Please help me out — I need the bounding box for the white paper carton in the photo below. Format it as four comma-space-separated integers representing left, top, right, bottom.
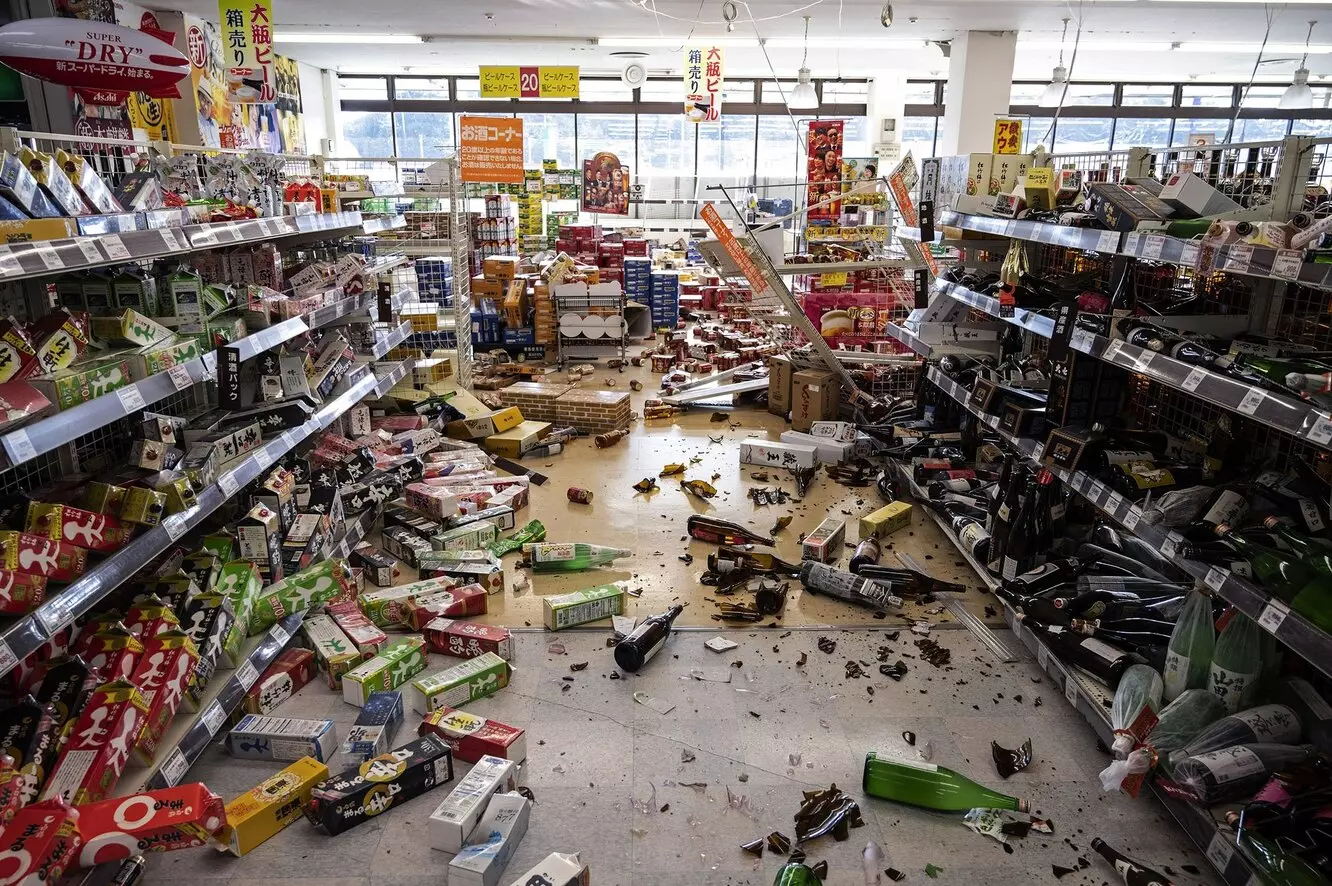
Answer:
448, 792, 531, 886
780, 430, 853, 464
428, 755, 518, 853
738, 439, 820, 471
504, 852, 588, 886
809, 421, 857, 443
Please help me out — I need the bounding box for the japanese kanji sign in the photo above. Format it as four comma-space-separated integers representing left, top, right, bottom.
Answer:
218, 0, 274, 103
478, 65, 579, 98
701, 203, 768, 296
993, 118, 1022, 154
459, 115, 524, 184
683, 45, 723, 122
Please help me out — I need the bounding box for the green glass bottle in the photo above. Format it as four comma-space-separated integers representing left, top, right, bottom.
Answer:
1207, 614, 1263, 714
1215, 524, 1312, 601
1226, 813, 1330, 886
774, 863, 823, 886
1264, 515, 1332, 561
524, 542, 634, 572
862, 752, 1029, 812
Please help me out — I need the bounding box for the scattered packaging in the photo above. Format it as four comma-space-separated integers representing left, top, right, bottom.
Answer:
227, 715, 339, 763
342, 690, 405, 762
242, 648, 318, 715
248, 558, 354, 635
504, 853, 589, 886
739, 439, 820, 471
449, 792, 532, 886
424, 618, 514, 661
307, 733, 454, 835
407, 652, 511, 715
420, 708, 528, 764
325, 600, 389, 656
224, 756, 330, 856
342, 636, 428, 706
301, 614, 362, 688
351, 541, 401, 587
801, 517, 846, 563
0, 799, 82, 885
428, 755, 518, 853
74, 783, 226, 868
859, 501, 913, 540
402, 585, 489, 629
543, 584, 627, 630
0, 531, 88, 581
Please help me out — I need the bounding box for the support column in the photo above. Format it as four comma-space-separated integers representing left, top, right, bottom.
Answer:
868, 74, 906, 167
939, 31, 1017, 155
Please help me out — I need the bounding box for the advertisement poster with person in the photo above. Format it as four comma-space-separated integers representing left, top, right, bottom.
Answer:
806, 120, 844, 220
581, 151, 630, 215
841, 157, 885, 207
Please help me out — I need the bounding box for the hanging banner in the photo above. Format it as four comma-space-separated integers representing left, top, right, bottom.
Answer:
478, 65, 578, 98
581, 151, 629, 215
683, 45, 723, 122
218, 0, 274, 102
806, 119, 844, 221
992, 118, 1022, 154
459, 115, 524, 184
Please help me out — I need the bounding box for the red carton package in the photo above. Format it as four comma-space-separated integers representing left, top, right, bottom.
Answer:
81, 627, 144, 684
401, 584, 488, 631
324, 601, 388, 656
0, 799, 82, 885
24, 503, 134, 555
0, 531, 88, 581
0, 318, 37, 383
0, 570, 46, 615
74, 783, 227, 867
419, 707, 527, 764
242, 648, 317, 715
423, 618, 514, 661
123, 596, 181, 641
40, 680, 148, 806
130, 631, 200, 764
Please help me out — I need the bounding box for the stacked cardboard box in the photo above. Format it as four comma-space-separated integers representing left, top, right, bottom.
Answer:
496, 381, 575, 423
554, 389, 631, 434
533, 283, 555, 346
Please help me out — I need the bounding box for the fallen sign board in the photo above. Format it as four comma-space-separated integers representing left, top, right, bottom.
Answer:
700, 203, 769, 296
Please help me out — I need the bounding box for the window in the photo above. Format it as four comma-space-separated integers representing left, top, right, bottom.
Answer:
1064, 84, 1115, 106
1239, 86, 1287, 109
1024, 118, 1055, 151
839, 117, 872, 157
577, 114, 636, 169
901, 116, 936, 160
904, 81, 938, 104
580, 79, 634, 102
1113, 118, 1171, 150
822, 81, 870, 103
1182, 85, 1235, 107
454, 78, 507, 101
639, 80, 682, 103
1235, 118, 1290, 141
636, 114, 695, 175
723, 81, 755, 103
338, 76, 388, 101
340, 111, 394, 158
1053, 117, 1113, 153
698, 115, 757, 180
518, 113, 575, 167
1173, 120, 1230, 145
1293, 118, 1332, 138
1009, 83, 1046, 105
395, 78, 449, 100
1122, 85, 1173, 107
761, 81, 798, 104
756, 114, 802, 177
393, 113, 453, 158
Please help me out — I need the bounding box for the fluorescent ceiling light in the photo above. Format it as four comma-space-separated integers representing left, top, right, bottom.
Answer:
277, 32, 422, 43
765, 37, 923, 48
1177, 42, 1332, 52
596, 36, 759, 47
1017, 40, 1173, 50
1151, 0, 1328, 3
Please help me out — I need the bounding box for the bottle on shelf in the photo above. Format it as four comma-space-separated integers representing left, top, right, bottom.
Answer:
686, 515, 775, 547
524, 543, 634, 573
1090, 838, 1175, 886
1214, 524, 1316, 602
1109, 665, 1164, 758
862, 753, 1029, 812
1164, 704, 1303, 771
1207, 613, 1264, 714
1023, 621, 1146, 686
1162, 589, 1216, 703
1001, 477, 1039, 581
1172, 743, 1317, 804
613, 604, 684, 672
1178, 486, 1251, 544
1225, 811, 1330, 886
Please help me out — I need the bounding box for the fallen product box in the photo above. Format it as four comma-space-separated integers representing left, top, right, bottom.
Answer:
301, 613, 362, 688
504, 852, 589, 886
423, 618, 514, 661
75, 783, 227, 868
341, 636, 428, 706
407, 652, 511, 715
224, 756, 330, 856
427, 754, 518, 853
419, 707, 527, 764
449, 792, 531, 886
543, 584, 627, 631
227, 715, 339, 763
308, 733, 454, 835
342, 690, 405, 762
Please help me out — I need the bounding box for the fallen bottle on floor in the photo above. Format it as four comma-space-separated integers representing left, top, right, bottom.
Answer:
862, 752, 1029, 812
1091, 837, 1175, 886
524, 542, 633, 572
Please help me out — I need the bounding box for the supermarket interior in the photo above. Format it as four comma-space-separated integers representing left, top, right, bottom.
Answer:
4, 0, 1332, 885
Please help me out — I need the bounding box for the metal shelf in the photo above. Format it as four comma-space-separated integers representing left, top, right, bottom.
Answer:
374, 241, 456, 256
362, 214, 407, 235
0, 368, 383, 681
936, 279, 1057, 338
940, 210, 1123, 254
882, 321, 932, 357
1121, 231, 1332, 293
775, 259, 915, 274
0, 212, 365, 283
365, 320, 413, 359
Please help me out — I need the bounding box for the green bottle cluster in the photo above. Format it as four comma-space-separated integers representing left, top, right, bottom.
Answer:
1217, 523, 1332, 633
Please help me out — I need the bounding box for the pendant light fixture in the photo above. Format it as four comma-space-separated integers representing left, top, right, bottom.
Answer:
1279, 20, 1317, 110
1039, 18, 1071, 108
788, 15, 820, 109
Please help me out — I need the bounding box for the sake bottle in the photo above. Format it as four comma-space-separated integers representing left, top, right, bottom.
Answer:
1172, 743, 1316, 804
524, 542, 634, 572
1226, 811, 1330, 886
1207, 613, 1264, 714
1090, 838, 1175, 886
800, 562, 902, 611
1164, 704, 1303, 771
686, 515, 774, 546
1162, 589, 1215, 703
862, 752, 1029, 812
1109, 664, 1164, 758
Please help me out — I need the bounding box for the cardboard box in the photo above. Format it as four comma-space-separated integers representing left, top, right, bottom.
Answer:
242, 648, 318, 715
351, 542, 401, 587
1085, 182, 1173, 232
225, 756, 329, 856
402, 585, 488, 629
227, 715, 338, 763
74, 784, 226, 868
428, 755, 518, 853
780, 430, 852, 464
342, 690, 404, 762
0, 800, 81, 884
543, 584, 626, 631
739, 439, 820, 470
859, 501, 913, 540
420, 708, 527, 764
342, 636, 428, 706
991, 153, 1032, 197
407, 652, 511, 715
1021, 167, 1056, 211
810, 420, 857, 443
131, 630, 200, 764
1158, 171, 1240, 218
483, 420, 551, 458
308, 733, 454, 835
768, 354, 793, 417
405, 483, 460, 521
966, 153, 992, 196
424, 618, 514, 661
41, 679, 148, 805
301, 614, 362, 688
791, 369, 839, 432
505, 852, 589, 886
449, 792, 531, 886
801, 517, 846, 563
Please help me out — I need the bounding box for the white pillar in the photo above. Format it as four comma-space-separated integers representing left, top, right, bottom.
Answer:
939, 31, 1017, 155
868, 74, 907, 168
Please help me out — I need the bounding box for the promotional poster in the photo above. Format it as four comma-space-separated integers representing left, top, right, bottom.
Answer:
806, 120, 844, 220
581, 151, 630, 215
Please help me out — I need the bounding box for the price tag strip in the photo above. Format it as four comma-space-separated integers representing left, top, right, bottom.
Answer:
3, 429, 37, 466
1204, 567, 1229, 592
75, 239, 103, 264
1064, 672, 1080, 707
160, 748, 189, 787
1258, 599, 1291, 635
116, 385, 147, 415
1237, 388, 1267, 416
101, 235, 131, 261
235, 660, 260, 691
202, 701, 226, 737
1309, 412, 1332, 445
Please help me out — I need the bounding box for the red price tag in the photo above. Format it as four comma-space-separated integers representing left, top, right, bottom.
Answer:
519, 66, 541, 97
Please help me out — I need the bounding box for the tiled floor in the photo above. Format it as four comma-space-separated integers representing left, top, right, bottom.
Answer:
148, 628, 1221, 886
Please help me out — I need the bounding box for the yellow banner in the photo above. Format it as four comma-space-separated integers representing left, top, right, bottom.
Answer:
219, 0, 276, 102
819, 272, 848, 286
683, 45, 724, 122
480, 65, 579, 99
993, 119, 1022, 154
539, 66, 579, 98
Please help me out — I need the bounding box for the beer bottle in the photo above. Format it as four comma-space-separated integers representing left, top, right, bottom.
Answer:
1090, 838, 1175, 886
687, 515, 774, 546
614, 604, 683, 672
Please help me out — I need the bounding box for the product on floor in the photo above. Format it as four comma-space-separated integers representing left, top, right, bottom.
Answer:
308, 733, 454, 835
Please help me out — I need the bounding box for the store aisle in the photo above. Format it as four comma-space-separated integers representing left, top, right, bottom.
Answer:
146, 629, 1219, 886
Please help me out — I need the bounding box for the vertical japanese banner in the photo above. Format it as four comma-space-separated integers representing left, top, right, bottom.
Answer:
683, 45, 723, 122
218, 0, 275, 103
459, 116, 525, 184
806, 119, 844, 221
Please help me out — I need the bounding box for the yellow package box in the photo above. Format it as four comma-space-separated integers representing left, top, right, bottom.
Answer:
859, 501, 912, 540
483, 419, 550, 458
225, 756, 330, 856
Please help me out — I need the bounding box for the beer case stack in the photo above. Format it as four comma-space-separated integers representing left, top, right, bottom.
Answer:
496, 381, 575, 423
553, 389, 631, 434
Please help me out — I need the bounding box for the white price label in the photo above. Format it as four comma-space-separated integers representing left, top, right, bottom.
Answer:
1070, 329, 1093, 351
163, 514, 188, 541
1104, 339, 1124, 362
0, 251, 20, 276
160, 229, 181, 251
1161, 533, 1183, 558
1122, 507, 1141, 531
271, 624, 291, 646
1136, 351, 1156, 371
254, 448, 274, 471
303, 419, 320, 436
1124, 233, 1141, 255
0, 637, 16, 675
35, 606, 69, 636
262, 218, 282, 236
218, 471, 240, 497
1105, 492, 1125, 514
167, 363, 193, 391
1036, 644, 1049, 670
1206, 833, 1236, 874
1096, 230, 1121, 254
192, 229, 219, 248
1237, 388, 1267, 416
1204, 566, 1229, 592
1074, 474, 1090, 493
1309, 412, 1332, 445
1272, 249, 1304, 281
116, 385, 146, 414
1143, 235, 1165, 260
202, 352, 217, 375
202, 701, 226, 737
1182, 367, 1208, 392
1180, 242, 1201, 267
101, 234, 131, 261
32, 243, 63, 270
160, 748, 189, 787
280, 431, 298, 450
1225, 245, 1254, 272
75, 239, 103, 263
1064, 674, 1079, 707
1258, 599, 1290, 635
3, 429, 36, 465
235, 660, 260, 691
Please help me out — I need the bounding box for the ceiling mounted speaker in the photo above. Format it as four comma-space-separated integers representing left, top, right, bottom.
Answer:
621, 62, 647, 89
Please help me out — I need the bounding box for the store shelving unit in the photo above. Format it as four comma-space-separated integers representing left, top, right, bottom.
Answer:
939, 209, 1126, 255
1118, 230, 1332, 293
